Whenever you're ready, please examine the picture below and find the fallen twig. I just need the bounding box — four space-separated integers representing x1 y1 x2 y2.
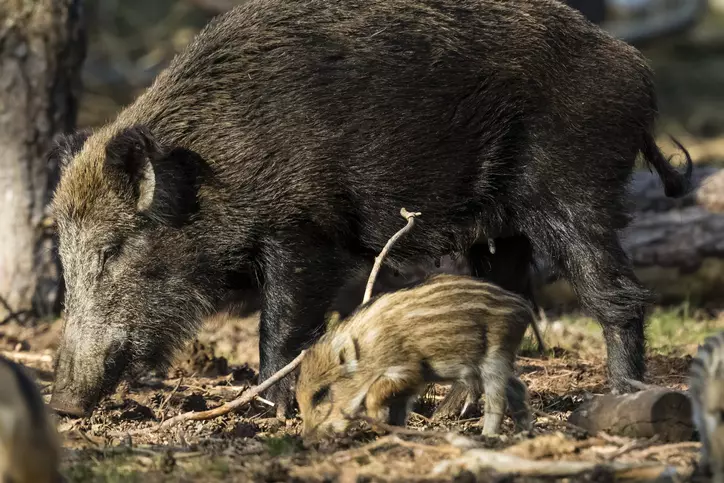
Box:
347 413 450 439
158 377 184 423
0 295 30 325
604 435 660 461
625 441 701 460
110 351 305 436
433 447 682 479
334 429 462 463
534 409 589 434
363 207 421 304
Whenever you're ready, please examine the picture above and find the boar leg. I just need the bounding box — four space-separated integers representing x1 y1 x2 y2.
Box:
554 228 650 393
435 235 536 420
258 241 354 419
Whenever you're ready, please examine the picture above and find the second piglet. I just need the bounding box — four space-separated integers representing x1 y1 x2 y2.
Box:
296 273 537 438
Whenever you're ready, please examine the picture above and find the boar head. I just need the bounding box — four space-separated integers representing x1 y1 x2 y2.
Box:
48 125 217 417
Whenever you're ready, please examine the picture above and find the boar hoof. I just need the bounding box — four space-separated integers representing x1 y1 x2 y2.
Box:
49 394 91 418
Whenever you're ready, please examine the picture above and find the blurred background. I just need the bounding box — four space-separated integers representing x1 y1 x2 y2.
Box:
79 0 724 139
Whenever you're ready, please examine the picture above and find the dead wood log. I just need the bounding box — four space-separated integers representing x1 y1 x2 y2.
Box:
567 388 694 443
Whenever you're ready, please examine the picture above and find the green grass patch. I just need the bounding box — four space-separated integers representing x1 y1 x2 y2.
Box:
540 305 724 357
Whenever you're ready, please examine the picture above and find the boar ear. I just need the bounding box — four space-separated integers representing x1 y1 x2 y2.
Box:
104 125 203 227
48 129 93 173
333 335 360 374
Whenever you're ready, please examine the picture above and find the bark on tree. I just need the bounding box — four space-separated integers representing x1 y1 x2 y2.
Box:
0 0 85 323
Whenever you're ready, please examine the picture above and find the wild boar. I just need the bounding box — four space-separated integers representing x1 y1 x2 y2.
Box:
296 274 535 437
48 0 692 418
689 331 724 483
0 356 60 483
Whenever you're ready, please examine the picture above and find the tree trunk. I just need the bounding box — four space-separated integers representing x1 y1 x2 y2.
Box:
0 0 85 323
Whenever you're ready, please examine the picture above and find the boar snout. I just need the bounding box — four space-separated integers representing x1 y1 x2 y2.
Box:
50 322 131 418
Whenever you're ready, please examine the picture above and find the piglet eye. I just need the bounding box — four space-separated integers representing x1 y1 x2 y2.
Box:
312 385 330 407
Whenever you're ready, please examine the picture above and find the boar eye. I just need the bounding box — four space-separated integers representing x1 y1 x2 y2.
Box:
99 245 120 271
312 385 330 407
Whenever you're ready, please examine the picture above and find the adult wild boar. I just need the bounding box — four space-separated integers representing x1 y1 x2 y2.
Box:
48 0 692 418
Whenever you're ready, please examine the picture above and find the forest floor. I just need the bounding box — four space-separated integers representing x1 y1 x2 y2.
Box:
1 306 722 482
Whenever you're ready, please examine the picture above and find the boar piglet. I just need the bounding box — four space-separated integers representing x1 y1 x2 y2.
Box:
296 274 535 437
0 356 61 483
690 331 724 483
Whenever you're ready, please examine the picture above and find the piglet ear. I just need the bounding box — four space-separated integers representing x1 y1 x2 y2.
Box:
48 129 93 173
104 125 204 226
333 335 360 374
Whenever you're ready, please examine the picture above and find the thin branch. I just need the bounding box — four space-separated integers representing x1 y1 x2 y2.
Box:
363 208 421 304
158 377 184 423
433 447 679 479
334 434 460 463
344 412 452 440
0 294 29 325
110 350 305 436
533 409 589 434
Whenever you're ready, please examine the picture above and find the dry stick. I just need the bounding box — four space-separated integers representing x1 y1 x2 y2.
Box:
335 434 459 463
350 413 450 439
434 448 678 479
0 294 29 325
158 377 184 424
363 207 421 304
111 350 305 437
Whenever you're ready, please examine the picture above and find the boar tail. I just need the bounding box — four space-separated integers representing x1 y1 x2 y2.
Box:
640 132 693 198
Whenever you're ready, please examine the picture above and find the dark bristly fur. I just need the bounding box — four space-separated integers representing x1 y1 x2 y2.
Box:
0 356 61 483
48 0 692 417
296 274 535 437
689 331 724 483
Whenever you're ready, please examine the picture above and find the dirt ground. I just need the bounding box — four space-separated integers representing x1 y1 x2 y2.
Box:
1 307 721 483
